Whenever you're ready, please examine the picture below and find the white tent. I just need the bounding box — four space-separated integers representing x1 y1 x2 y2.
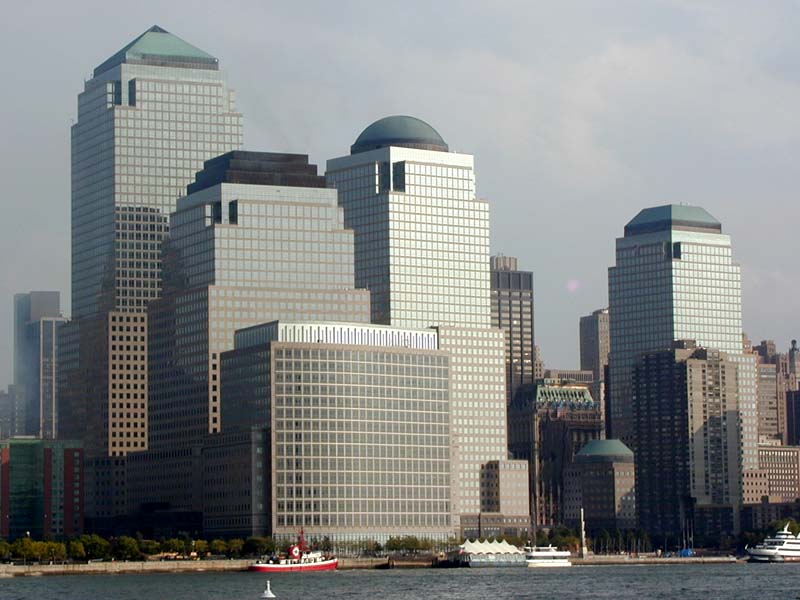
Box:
459 539 524 555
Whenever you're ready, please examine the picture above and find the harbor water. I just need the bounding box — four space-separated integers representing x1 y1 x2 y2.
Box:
0 563 796 600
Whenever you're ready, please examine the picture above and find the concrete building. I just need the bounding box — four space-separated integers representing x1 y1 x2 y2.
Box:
490 255 536 405
127 151 371 516
0 386 27 440
218 321 452 543
563 439 636 534
608 205 744 446
757 445 800 503
579 308 609 382
61 26 243 527
460 460 531 539
633 342 744 541
326 116 508 528
13 292 65 438
508 379 603 528
0 438 84 539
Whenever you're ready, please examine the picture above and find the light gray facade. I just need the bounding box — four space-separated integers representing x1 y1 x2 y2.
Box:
608 205 744 446
219 321 451 543
327 117 507 529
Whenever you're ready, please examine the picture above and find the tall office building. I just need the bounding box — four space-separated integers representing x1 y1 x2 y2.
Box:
127 151 371 515
579 308 609 382
218 321 452 543
70 25 242 319
608 205 743 445
490 255 535 405
13 292 65 438
61 27 243 524
327 117 508 527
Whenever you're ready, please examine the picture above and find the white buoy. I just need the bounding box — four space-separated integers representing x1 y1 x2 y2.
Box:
260 580 276 599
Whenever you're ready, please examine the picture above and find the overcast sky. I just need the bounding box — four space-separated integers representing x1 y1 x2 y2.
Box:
1 1 798 387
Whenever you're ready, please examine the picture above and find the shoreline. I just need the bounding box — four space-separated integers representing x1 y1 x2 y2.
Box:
0 555 743 577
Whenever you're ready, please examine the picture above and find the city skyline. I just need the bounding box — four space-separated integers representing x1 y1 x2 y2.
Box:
2 3 800 388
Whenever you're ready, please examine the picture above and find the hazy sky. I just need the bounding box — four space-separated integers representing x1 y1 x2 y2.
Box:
1 1 798 387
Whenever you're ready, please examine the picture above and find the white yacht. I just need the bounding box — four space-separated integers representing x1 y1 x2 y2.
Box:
747 524 800 562
523 545 572 567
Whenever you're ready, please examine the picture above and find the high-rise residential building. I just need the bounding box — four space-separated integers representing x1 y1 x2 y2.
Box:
633 342 744 541
756 362 780 442
327 116 508 529
579 308 609 381
508 380 603 528
216 321 452 543
563 439 636 534
756 445 800 503
13 292 65 438
608 205 743 446
490 255 535 404
61 26 243 526
126 151 371 516
0 438 84 540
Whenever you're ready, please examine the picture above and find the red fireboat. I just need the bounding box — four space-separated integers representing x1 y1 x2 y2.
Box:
249 530 338 572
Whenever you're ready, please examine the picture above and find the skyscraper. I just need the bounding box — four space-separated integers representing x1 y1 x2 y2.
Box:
70 25 243 319
61 26 243 524
126 151 371 515
490 255 535 405
13 292 65 438
607 205 743 445
326 116 508 525
579 308 609 382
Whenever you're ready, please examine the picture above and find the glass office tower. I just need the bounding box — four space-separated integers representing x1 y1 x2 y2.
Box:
327 118 508 528
608 205 744 446
71 25 243 319
63 26 242 524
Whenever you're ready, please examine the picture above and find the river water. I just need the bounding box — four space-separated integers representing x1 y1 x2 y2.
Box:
0 563 795 600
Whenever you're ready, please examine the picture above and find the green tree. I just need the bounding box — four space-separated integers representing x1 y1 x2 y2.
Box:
80 534 110 560
193 540 209 557
0 540 10 560
67 540 86 561
112 536 142 561
244 537 274 556
210 539 228 556
138 539 160 556
161 538 184 554
385 537 402 552
12 537 36 562
227 538 244 557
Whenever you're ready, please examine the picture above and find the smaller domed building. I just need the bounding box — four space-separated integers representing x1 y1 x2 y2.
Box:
563 439 637 534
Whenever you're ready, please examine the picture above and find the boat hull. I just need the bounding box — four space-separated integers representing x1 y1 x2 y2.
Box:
526 560 572 568
249 558 338 572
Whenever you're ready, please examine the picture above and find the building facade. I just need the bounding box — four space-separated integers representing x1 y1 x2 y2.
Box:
326 116 508 528
490 255 536 405
62 26 243 526
508 380 603 528
608 205 743 446
219 321 452 543
0 438 84 539
633 342 744 541
127 151 371 516
563 439 636 534
13 292 65 438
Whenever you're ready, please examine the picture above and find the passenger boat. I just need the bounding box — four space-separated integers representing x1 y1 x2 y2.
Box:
524 545 572 567
747 524 800 562
249 530 338 572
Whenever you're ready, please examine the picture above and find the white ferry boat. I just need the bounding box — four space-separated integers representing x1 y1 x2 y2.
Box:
747 524 800 562
524 545 572 567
